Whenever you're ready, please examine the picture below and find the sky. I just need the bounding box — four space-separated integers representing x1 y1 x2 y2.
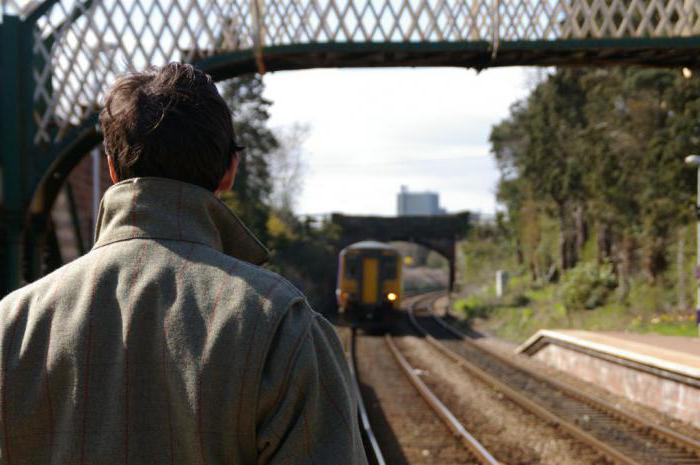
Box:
263 66 531 217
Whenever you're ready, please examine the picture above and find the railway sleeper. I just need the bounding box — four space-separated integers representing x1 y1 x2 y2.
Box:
408 298 700 465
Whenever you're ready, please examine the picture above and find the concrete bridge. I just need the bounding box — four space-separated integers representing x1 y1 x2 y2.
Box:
1 0 700 293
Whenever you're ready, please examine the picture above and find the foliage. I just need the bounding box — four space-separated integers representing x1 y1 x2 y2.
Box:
455 273 697 343
219 74 278 243
491 67 700 285
454 294 492 321
453 228 697 342
461 67 700 340
459 222 518 290
266 214 340 311
482 66 700 339
217 75 333 311
268 123 309 213
559 261 616 311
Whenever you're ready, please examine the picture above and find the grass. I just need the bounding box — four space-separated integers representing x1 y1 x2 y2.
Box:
454 227 699 343
630 314 697 337
453 276 698 343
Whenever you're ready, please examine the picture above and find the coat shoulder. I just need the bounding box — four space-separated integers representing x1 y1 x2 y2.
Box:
0 251 96 320
214 254 309 319
175 243 312 328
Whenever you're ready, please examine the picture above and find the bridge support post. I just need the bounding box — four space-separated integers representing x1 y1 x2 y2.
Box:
0 15 35 296
447 241 456 293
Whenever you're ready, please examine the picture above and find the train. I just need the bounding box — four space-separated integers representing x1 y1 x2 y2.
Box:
336 240 403 329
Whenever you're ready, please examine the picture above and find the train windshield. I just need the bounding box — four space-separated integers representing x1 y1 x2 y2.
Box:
381 256 397 279
345 254 360 278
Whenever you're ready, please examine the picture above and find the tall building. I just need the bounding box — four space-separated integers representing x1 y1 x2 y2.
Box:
397 185 445 216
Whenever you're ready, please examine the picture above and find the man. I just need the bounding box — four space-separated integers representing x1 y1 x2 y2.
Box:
0 63 367 465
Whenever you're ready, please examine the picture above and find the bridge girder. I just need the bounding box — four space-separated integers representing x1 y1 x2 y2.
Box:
198 39 700 81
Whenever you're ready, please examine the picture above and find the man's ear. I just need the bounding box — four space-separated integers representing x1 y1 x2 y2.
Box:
107 155 120 184
215 154 240 194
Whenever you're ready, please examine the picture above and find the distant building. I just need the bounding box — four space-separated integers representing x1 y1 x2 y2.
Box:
397 186 446 216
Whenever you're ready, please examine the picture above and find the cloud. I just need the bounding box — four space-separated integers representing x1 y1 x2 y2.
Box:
263 66 528 215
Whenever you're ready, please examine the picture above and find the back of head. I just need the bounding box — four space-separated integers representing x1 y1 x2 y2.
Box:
99 63 235 191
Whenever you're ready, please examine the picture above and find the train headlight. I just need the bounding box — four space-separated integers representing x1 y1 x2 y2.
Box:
387 292 397 302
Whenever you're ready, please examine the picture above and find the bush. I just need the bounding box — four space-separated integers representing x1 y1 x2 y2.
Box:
454 295 492 320
560 262 616 311
505 293 530 307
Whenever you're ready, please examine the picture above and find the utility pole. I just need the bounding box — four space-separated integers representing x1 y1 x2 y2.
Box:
685 155 700 336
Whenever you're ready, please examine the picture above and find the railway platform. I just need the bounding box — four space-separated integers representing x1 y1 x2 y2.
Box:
517 330 700 428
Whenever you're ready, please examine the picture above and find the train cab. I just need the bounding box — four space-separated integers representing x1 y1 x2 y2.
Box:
336 240 402 329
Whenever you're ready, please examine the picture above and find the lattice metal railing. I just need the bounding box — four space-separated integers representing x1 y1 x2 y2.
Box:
1 0 699 146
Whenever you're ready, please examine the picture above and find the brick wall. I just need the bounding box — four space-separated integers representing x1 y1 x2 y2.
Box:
533 344 700 428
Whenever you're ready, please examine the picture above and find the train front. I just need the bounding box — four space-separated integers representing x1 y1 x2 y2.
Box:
336 241 402 330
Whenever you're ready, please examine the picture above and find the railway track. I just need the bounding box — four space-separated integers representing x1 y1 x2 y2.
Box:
347 323 500 465
346 327 388 465
408 293 700 465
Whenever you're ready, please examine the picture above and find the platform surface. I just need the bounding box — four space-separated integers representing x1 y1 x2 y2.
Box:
517 329 700 380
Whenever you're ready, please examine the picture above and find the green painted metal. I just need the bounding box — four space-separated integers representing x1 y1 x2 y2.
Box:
262 37 700 53
498 36 700 50
1 16 24 209
197 37 700 81
26 0 64 24
0 3 94 295
0 14 39 295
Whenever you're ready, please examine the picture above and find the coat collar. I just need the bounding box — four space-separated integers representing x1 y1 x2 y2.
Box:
93 177 269 265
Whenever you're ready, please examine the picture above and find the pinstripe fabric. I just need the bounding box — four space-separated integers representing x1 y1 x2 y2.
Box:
0 178 367 465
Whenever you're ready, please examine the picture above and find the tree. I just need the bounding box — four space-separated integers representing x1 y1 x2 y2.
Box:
491 69 590 274
217 75 335 311
268 123 309 214
490 66 700 290
219 74 278 243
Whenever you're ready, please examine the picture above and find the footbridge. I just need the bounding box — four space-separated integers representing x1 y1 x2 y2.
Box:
1 0 700 294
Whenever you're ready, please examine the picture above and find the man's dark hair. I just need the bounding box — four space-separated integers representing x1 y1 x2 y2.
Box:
100 63 237 191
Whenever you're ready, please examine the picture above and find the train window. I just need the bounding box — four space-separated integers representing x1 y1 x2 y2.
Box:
381 258 397 278
345 255 360 278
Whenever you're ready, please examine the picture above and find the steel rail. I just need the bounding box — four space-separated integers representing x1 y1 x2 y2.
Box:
348 329 387 465
384 293 500 465
409 293 700 465
384 332 501 465
407 306 636 465
430 311 700 457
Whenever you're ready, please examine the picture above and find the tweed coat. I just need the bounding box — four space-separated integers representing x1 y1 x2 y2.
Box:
0 177 367 465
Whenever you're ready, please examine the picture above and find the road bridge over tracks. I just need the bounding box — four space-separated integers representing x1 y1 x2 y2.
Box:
1 0 700 294
331 212 470 291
